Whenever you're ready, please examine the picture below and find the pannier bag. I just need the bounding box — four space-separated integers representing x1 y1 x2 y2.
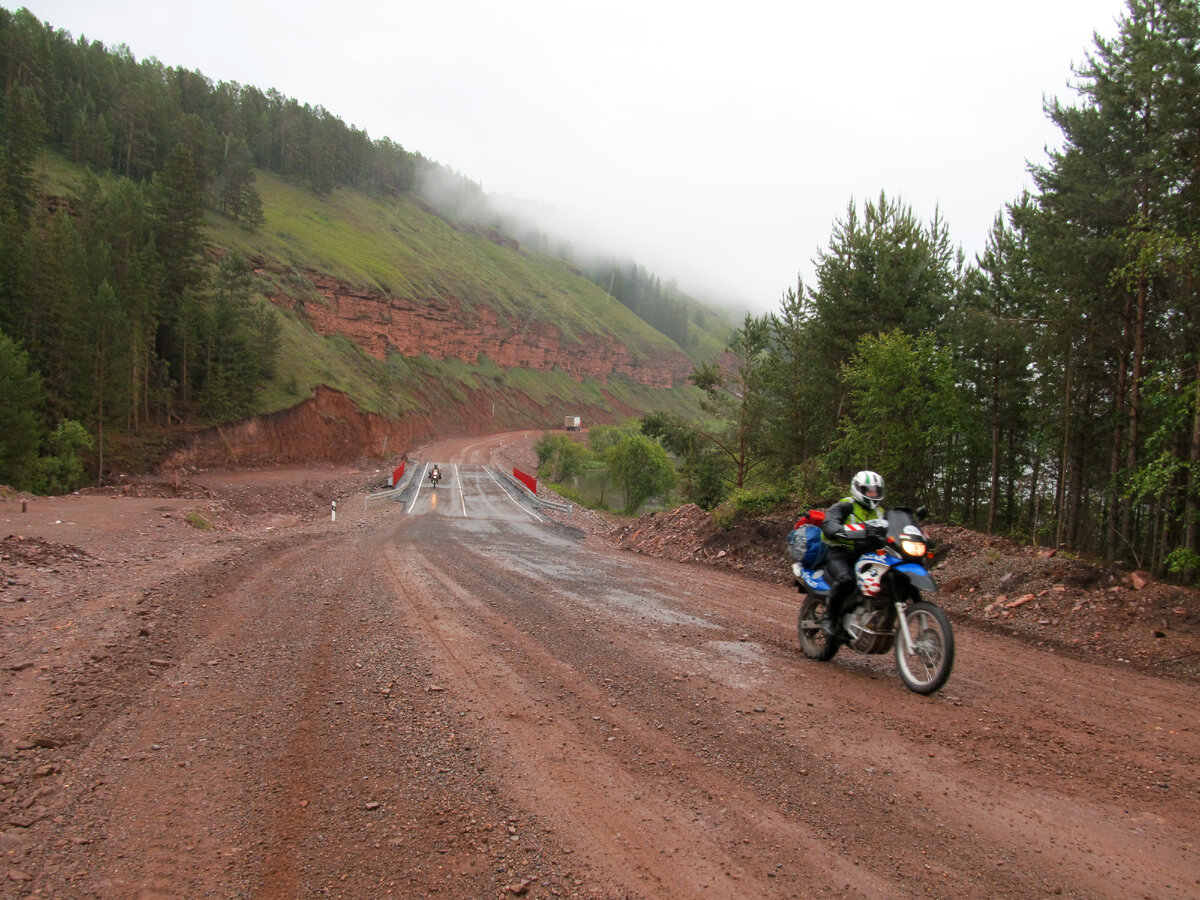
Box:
787 509 827 568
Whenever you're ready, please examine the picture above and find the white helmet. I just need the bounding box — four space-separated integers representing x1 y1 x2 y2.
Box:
851 470 885 511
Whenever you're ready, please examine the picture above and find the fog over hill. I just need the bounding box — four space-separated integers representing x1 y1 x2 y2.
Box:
25 0 1129 311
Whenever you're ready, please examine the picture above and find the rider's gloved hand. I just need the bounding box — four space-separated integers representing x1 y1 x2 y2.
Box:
838 522 888 548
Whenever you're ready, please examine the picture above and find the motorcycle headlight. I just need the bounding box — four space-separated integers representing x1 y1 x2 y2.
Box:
899 538 926 558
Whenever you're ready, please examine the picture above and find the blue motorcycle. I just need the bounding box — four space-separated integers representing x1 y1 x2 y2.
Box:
789 507 954 694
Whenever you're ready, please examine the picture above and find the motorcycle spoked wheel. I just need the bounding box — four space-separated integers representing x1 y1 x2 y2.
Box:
797 592 839 661
894 600 955 694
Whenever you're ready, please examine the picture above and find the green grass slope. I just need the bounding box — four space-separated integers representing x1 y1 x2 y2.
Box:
213 173 685 355
38 152 726 440
202 169 720 430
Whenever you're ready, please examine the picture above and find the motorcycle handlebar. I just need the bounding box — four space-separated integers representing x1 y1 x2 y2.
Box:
839 523 888 543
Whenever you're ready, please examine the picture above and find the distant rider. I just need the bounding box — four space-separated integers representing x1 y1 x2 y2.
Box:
819 470 886 641
430 465 441 483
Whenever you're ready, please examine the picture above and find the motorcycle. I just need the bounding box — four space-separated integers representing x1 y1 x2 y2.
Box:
429 467 442 488
789 507 954 694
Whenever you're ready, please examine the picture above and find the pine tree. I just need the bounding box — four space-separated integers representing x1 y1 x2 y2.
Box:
1028 0 1200 563
690 314 771 489
759 282 827 485
0 330 45 489
151 143 207 407
955 210 1041 535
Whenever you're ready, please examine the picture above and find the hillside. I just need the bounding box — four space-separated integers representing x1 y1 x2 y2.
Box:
2 0 738 481
36 154 731 471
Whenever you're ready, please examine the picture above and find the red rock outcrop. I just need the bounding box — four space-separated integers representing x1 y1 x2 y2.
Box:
269 272 692 389
162 269 698 470
160 387 424 470
159 382 630 471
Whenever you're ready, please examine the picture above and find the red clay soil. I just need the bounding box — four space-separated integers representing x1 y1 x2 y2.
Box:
0 431 1197 899
611 504 1200 682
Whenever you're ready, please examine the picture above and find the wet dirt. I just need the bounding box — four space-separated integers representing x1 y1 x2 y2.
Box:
1 432 1197 898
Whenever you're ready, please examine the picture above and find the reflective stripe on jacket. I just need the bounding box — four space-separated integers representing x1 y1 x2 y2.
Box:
821 497 877 548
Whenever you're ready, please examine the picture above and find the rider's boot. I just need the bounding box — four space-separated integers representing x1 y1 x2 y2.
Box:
820 598 842 641
821 581 853 641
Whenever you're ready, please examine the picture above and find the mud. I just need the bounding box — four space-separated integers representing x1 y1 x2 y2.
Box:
0 433 1197 898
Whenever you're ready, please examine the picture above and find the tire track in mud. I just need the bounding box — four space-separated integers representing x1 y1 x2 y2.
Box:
381 505 1200 899
250 586 337 900
661 558 1200 899
382 522 899 899
52 537 330 899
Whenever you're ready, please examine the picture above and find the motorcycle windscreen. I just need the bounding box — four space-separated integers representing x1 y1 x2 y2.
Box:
883 508 920 533
893 563 937 593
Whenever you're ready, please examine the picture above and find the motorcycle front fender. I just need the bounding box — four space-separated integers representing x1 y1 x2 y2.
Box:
894 563 937 593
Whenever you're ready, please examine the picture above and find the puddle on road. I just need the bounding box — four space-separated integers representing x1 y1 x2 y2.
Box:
423 519 764 682
662 640 772 690
455 526 720 632
445 518 504 537
590 588 720 630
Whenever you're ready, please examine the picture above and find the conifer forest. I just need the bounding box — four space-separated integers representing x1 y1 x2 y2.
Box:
3 2 1200 582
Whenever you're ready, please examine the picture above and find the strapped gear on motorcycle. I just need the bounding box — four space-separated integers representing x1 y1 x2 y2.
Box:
850 470 885 511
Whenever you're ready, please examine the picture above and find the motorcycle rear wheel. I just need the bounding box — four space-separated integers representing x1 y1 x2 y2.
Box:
797 592 839 661
894 600 954 694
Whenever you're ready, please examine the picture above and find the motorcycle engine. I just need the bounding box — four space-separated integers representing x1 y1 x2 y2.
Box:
845 603 895 654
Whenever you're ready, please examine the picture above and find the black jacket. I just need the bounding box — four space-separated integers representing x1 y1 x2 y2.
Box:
821 497 879 548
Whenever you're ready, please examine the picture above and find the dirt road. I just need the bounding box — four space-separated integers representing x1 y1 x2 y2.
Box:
1 433 1197 898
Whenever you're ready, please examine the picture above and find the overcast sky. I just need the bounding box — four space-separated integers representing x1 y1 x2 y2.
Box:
26 0 1129 310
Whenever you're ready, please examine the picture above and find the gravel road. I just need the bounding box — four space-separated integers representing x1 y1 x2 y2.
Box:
1 433 1196 899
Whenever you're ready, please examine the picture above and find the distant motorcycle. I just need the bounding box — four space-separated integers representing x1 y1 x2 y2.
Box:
429 467 442 488
788 507 954 694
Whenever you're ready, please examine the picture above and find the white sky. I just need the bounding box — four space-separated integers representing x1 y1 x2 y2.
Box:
25 0 1128 310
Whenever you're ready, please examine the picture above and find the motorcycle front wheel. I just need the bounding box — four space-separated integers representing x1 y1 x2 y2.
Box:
895 600 954 694
797 592 839 661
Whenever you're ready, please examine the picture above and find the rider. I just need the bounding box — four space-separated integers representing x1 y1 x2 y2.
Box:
430 464 441 481
819 470 886 641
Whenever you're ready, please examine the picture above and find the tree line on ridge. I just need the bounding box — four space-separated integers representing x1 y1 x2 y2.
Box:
631 1 1199 582
3 2 1200 584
